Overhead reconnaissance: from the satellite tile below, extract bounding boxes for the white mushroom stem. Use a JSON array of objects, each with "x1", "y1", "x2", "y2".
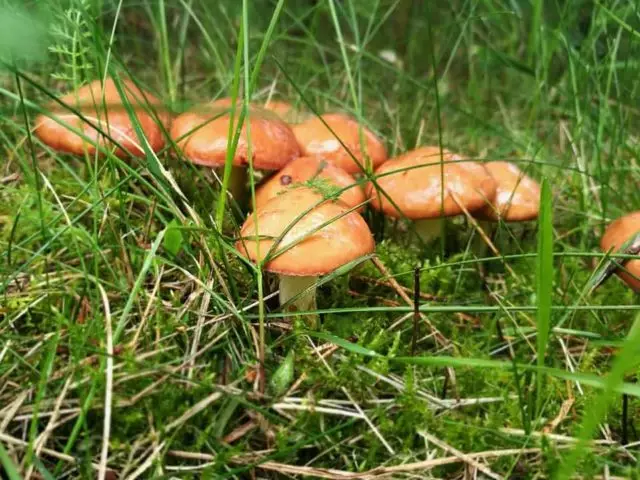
[
  {"x1": 278, "y1": 275, "x2": 318, "y2": 314},
  {"x1": 414, "y1": 218, "x2": 444, "y2": 243}
]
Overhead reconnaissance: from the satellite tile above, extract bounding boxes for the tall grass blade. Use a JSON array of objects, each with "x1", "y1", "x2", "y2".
[{"x1": 535, "y1": 178, "x2": 554, "y2": 416}]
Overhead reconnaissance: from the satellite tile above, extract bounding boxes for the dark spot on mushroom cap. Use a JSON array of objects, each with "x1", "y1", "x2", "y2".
[{"x1": 280, "y1": 175, "x2": 293, "y2": 185}]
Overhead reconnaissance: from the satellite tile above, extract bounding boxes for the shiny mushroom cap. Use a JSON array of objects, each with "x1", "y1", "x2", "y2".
[
  {"x1": 600, "y1": 211, "x2": 640, "y2": 292},
  {"x1": 475, "y1": 162, "x2": 541, "y2": 222},
  {"x1": 292, "y1": 113, "x2": 387, "y2": 174},
  {"x1": 35, "y1": 78, "x2": 170, "y2": 157},
  {"x1": 170, "y1": 101, "x2": 300, "y2": 170},
  {"x1": 254, "y1": 156, "x2": 366, "y2": 211},
  {"x1": 366, "y1": 146, "x2": 497, "y2": 219},
  {"x1": 236, "y1": 188, "x2": 375, "y2": 276}
]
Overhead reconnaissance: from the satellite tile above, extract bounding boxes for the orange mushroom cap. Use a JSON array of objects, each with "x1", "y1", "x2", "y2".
[
  {"x1": 34, "y1": 78, "x2": 170, "y2": 158},
  {"x1": 475, "y1": 162, "x2": 541, "y2": 222},
  {"x1": 366, "y1": 146, "x2": 497, "y2": 219},
  {"x1": 254, "y1": 156, "x2": 366, "y2": 211},
  {"x1": 292, "y1": 113, "x2": 387, "y2": 174},
  {"x1": 170, "y1": 102, "x2": 300, "y2": 170},
  {"x1": 236, "y1": 188, "x2": 375, "y2": 276},
  {"x1": 600, "y1": 211, "x2": 640, "y2": 292},
  {"x1": 263, "y1": 99, "x2": 302, "y2": 122}
]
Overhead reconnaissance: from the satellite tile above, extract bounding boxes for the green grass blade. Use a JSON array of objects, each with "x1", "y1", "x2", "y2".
[
  {"x1": 535, "y1": 178, "x2": 554, "y2": 416},
  {"x1": 0, "y1": 443, "x2": 22, "y2": 480},
  {"x1": 555, "y1": 313, "x2": 640, "y2": 478}
]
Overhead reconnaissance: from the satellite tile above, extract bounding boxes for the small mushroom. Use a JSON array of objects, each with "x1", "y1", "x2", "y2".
[
  {"x1": 34, "y1": 78, "x2": 170, "y2": 157},
  {"x1": 292, "y1": 113, "x2": 387, "y2": 174},
  {"x1": 475, "y1": 162, "x2": 541, "y2": 222},
  {"x1": 366, "y1": 146, "x2": 497, "y2": 242},
  {"x1": 600, "y1": 211, "x2": 640, "y2": 292},
  {"x1": 254, "y1": 156, "x2": 366, "y2": 211},
  {"x1": 236, "y1": 187, "x2": 375, "y2": 315},
  {"x1": 170, "y1": 101, "x2": 300, "y2": 205}
]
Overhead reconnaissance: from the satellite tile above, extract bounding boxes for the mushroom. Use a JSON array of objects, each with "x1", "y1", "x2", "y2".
[
  {"x1": 170, "y1": 101, "x2": 300, "y2": 205},
  {"x1": 475, "y1": 162, "x2": 541, "y2": 222},
  {"x1": 254, "y1": 156, "x2": 366, "y2": 211},
  {"x1": 600, "y1": 211, "x2": 640, "y2": 292},
  {"x1": 34, "y1": 78, "x2": 170, "y2": 158},
  {"x1": 292, "y1": 113, "x2": 387, "y2": 174},
  {"x1": 365, "y1": 146, "x2": 497, "y2": 243},
  {"x1": 236, "y1": 187, "x2": 375, "y2": 314},
  {"x1": 469, "y1": 161, "x2": 541, "y2": 253}
]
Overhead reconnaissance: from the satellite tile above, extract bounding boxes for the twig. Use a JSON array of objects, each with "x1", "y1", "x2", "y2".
[
  {"x1": 99, "y1": 284, "x2": 114, "y2": 480},
  {"x1": 124, "y1": 441, "x2": 166, "y2": 480},
  {"x1": 543, "y1": 397, "x2": 575, "y2": 434},
  {"x1": 371, "y1": 256, "x2": 449, "y2": 347},
  {"x1": 421, "y1": 431, "x2": 502, "y2": 479},
  {"x1": 222, "y1": 421, "x2": 258, "y2": 444},
  {"x1": 164, "y1": 391, "x2": 223, "y2": 432},
  {"x1": 167, "y1": 446, "x2": 541, "y2": 479},
  {"x1": 0, "y1": 431, "x2": 99, "y2": 469},
  {"x1": 187, "y1": 279, "x2": 214, "y2": 381}
]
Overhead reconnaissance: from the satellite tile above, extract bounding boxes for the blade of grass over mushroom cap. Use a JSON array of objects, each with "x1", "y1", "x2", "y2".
[
  {"x1": 235, "y1": 188, "x2": 374, "y2": 319},
  {"x1": 366, "y1": 147, "x2": 497, "y2": 244},
  {"x1": 34, "y1": 77, "x2": 170, "y2": 158},
  {"x1": 599, "y1": 211, "x2": 640, "y2": 292},
  {"x1": 254, "y1": 156, "x2": 366, "y2": 211}
]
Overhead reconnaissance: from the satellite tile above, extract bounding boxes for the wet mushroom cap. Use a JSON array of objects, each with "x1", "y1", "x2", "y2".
[
  {"x1": 475, "y1": 162, "x2": 541, "y2": 222},
  {"x1": 254, "y1": 156, "x2": 366, "y2": 211},
  {"x1": 366, "y1": 146, "x2": 497, "y2": 219},
  {"x1": 600, "y1": 211, "x2": 640, "y2": 292},
  {"x1": 170, "y1": 102, "x2": 300, "y2": 170},
  {"x1": 236, "y1": 188, "x2": 375, "y2": 276},
  {"x1": 292, "y1": 113, "x2": 387, "y2": 174},
  {"x1": 34, "y1": 78, "x2": 169, "y2": 158}
]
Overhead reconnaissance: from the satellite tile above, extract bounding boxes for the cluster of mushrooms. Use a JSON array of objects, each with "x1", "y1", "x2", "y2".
[{"x1": 34, "y1": 78, "x2": 640, "y2": 314}]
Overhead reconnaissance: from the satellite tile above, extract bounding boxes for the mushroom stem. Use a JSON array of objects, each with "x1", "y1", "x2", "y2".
[
  {"x1": 472, "y1": 220, "x2": 495, "y2": 257},
  {"x1": 227, "y1": 165, "x2": 248, "y2": 208},
  {"x1": 278, "y1": 274, "x2": 319, "y2": 326},
  {"x1": 414, "y1": 218, "x2": 444, "y2": 243}
]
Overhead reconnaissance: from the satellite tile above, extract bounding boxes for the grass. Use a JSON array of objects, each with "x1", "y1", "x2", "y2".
[{"x1": 1, "y1": 0, "x2": 640, "y2": 478}]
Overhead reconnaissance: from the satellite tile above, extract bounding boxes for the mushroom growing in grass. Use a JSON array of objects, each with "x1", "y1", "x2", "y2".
[
  {"x1": 366, "y1": 146, "x2": 497, "y2": 243},
  {"x1": 170, "y1": 100, "x2": 300, "y2": 206},
  {"x1": 600, "y1": 211, "x2": 640, "y2": 292},
  {"x1": 475, "y1": 161, "x2": 541, "y2": 223},
  {"x1": 254, "y1": 156, "x2": 366, "y2": 212},
  {"x1": 292, "y1": 113, "x2": 387, "y2": 174},
  {"x1": 236, "y1": 187, "x2": 375, "y2": 315},
  {"x1": 35, "y1": 78, "x2": 170, "y2": 157},
  {"x1": 471, "y1": 161, "x2": 541, "y2": 253}
]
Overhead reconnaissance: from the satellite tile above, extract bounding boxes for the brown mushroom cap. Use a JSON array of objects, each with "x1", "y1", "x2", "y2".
[
  {"x1": 170, "y1": 102, "x2": 300, "y2": 170},
  {"x1": 475, "y1": 162, "x2": 541, "y2": 222},
  {"x1": 600, "y1": 211, "x2": 640, "y2": 292},
  {"x1": 34, "y1": 78, "x2": 169, "y2": 158},
  {"x1": 236, "y1": 188, "x2": 375, "y2": 276},
  {"x1": 366, "y1": 146, "x2": 497, "y2": 219},
  {"x1": 254, "y1": 156, "x2": 366, "y2": 211},
  {"x1": 292, "y1": 113, "x2": 387, "y2": 174}
]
